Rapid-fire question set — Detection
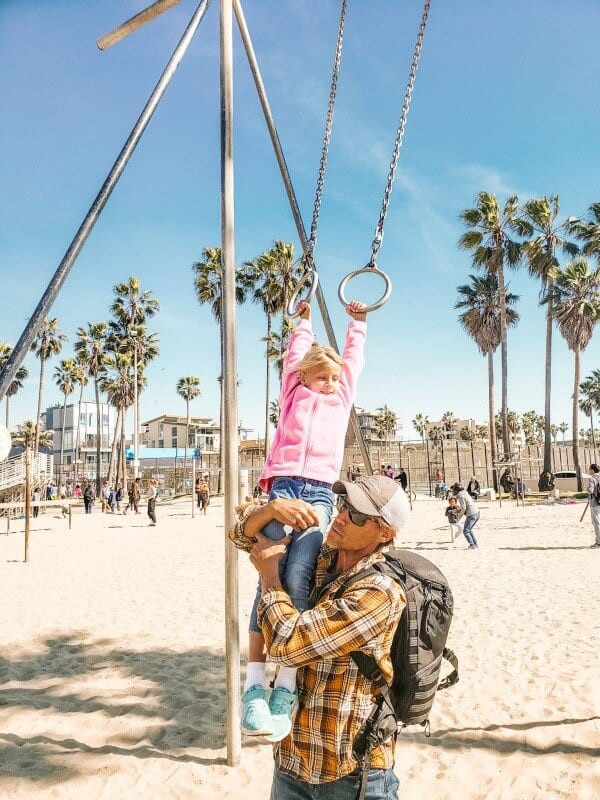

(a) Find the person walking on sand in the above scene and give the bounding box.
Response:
[32,487,41,518]
[146,479,157,526]
[587,464,600,548]
[445,495,462,542]
[244,475,409,799]
[450,482,479,549]
[198,474,210,514]
[125,478,141,515]
[83,482,94,515]
[240,298,368,743]
[466,475,480,500]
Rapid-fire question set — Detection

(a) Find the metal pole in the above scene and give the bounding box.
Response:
[192,456,196,518]
[0,0,212,403]
[233,0,372,475]
[133,342,139,479]
[221,0,240,767]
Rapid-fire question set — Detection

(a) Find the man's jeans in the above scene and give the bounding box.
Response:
[462,511,480,546]
[591,504,600,545]
[271,766,399,800]
[249,476,334,633]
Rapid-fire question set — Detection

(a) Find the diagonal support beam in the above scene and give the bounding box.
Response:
[233,0,373,475]
[97,0,183,50]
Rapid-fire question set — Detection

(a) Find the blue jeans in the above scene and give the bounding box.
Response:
[463,511,480,546]
[249,477,334,633]
[271,766,399,800]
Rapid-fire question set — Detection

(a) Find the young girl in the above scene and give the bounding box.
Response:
[241,299,367,742]
[445,495,461,541]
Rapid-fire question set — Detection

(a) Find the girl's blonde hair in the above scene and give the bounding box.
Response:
[298,343,343,378]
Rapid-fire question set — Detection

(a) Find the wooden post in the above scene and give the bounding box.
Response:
[69,503,72,530]
[407,452,413,511]
[456,440,461,483]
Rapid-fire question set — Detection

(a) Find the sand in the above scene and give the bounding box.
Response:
[0,494,598,799]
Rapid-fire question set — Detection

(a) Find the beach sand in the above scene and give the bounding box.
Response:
[0,495,598,799]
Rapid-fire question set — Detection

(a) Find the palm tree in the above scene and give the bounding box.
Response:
[263,318,295,383]
[53,358,78,486]
[269,399,280,428]
[111,276,159,328]
[544,258,600,489]
[412,413,429,445]
[428,426,444,445]
[459,192,528,452]
[550,424,558,445]
[568,202,600,262]
[455,273,519,484]
[13,420,53,562]
[30,317,68,451]
[475,424,489,442]
[100,351,135,487]
[507,410,521,449]
[176,377,201,476]
[459,426,474,441]
[71,358,88,484]
[375,405,398,459]
[516,195,579,474]
[579,397,596,453]
[75,323,109,495]
[0,343,28,429]
[441,411,457,437]
[558,422,568,443]
[248,242,299,458]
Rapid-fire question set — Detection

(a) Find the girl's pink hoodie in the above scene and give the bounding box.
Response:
[259,318,366,491]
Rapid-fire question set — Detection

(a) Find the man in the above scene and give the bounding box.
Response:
[246,475,409,800]
[450,482,479,549]
[587,464,600,548]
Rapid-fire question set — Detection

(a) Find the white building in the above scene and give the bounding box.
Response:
[43,401,118,479]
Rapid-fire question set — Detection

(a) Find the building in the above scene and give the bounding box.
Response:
[344,407,404,449]
[43,401,118,480]
[142,414,220,454]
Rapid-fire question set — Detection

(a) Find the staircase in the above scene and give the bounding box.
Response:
[0,452,54,492]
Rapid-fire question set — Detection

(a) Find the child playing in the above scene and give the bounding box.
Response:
[241,299,367,742]
[445,495,462,542]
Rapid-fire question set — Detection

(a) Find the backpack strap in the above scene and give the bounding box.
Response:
[438,647,459,690]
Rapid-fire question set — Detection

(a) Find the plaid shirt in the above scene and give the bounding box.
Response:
[258,545,405,784]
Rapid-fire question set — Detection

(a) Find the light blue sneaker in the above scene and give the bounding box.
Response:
[240,685,273,736]
[266,686,298,743]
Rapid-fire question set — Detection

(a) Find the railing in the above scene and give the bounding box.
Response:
[0,452,54,492]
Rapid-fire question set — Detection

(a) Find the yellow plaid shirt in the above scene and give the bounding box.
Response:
[258,546,405,784]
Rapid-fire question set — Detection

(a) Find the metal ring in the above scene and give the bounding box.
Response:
[338,265,392,312]
[286,269,319,316]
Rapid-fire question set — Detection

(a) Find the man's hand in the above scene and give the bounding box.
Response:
[296,301,311,321]
[250,531,291,590]
[270,498,319,530]
[346,301,367,321]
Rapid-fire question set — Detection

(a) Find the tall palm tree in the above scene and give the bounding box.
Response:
[579,397,596,453]
[75,322,109,495]
[269,399,280,428]
[550,424,558,444]
[544,258,600,490]
[71,358,88,484]
[516,195,579,474]
[459,192,528,452]
[568,202,600,262]
[412,413,429,445]
[558,422,568,443]
[100,351,135,487]
[0,343,28,429]
[428,426,444,445]
[375,405,398,459]
[506,410,521,449]
[176,377,201,476]
[53,358,78,486]
[14,420,53,562]
[30,317,67,451]
[441,411,457,436]
[455,273,519,485]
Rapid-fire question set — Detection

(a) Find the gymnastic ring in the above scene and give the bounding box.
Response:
[286,269,319,317]
[338,265,392,312]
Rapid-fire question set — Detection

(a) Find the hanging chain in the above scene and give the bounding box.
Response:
[369,0,432,267]
[306,0,348,265]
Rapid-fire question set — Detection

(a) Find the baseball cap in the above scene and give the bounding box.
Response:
[332,474,410,531]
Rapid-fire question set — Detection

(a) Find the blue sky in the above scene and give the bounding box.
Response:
[2,0,599,440]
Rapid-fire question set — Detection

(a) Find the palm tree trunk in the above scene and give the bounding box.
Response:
[120,409,127,489]
[543,294,553,474]
[589,413,596,462]
[95,378,101,496]
[35,357,46,452]
[107,406,122,485]
[264,313,272,461]
[487,352,498,490]
[497,265,510,454]
[58,393,68,488]
[74,382,84,484]
[24,446,31,563]
[184,397,190,480]
[573,348,582,491]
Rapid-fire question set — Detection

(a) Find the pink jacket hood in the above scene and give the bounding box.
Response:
[259,318,366,490]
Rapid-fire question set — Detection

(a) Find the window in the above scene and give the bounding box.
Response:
[172,438,178,448]
[151,440,156,448]
[172,426,178,437]
[158,440,164,448]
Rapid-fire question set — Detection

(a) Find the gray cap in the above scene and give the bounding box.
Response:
[332,474,409,531]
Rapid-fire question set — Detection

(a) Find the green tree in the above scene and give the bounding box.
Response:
[544,258,600,489]
[459,192,528,453]
[75,322,109,495]
[14,420,53,562]
[269,399,280,428]
[176,376,201,477]
[455,273,519,482]
[459,426,474,441]
[53,358,78,486]
[30,317,67,451]
[568,202,600,262]
[412,413,429,445]
[100,352,135,487]
[516,195,579,474]
[375,405,398,459]
[558,422,568,443]
[0,343,28,429]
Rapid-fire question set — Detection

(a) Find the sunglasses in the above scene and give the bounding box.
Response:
[336,496,378,527]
